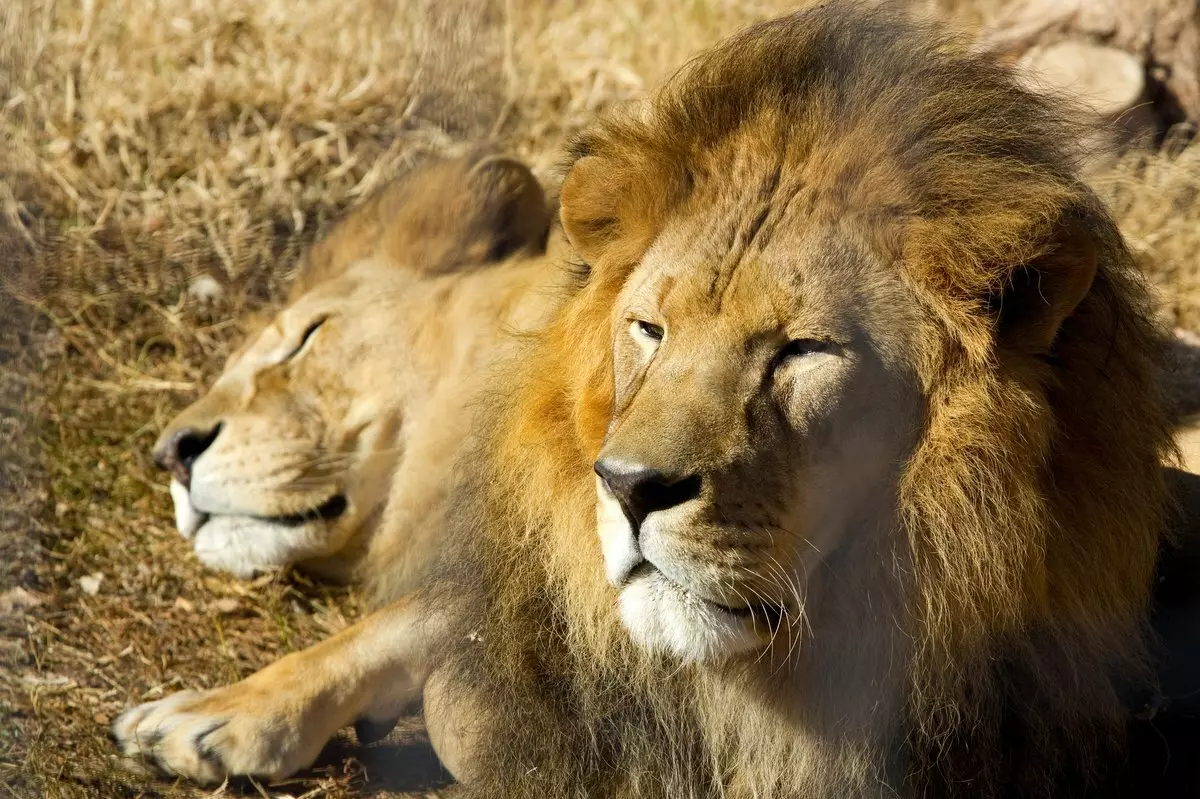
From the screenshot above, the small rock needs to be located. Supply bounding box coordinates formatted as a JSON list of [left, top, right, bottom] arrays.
[[214, 597, 240, 614], [1017, 41, 1145, 118], [173, 596, 195, 613], [1176, 328, 1200, 349], [187, 274, 225, 305], [78, 573, 104, 596]]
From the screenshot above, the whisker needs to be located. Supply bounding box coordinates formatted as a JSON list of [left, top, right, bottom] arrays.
[[762, 552, 808, 670]]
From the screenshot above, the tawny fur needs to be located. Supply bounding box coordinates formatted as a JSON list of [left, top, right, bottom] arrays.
[[116, 5, 1180, 797], [425, 4, 1174, 796], [152, 149, 562, 586]]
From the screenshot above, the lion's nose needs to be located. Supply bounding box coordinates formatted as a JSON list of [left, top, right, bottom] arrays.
[[594, 458, 702, 532], [153, 424, 222, 488]]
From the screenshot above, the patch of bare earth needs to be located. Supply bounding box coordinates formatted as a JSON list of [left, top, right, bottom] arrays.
[[1, 0, 1198, 796]]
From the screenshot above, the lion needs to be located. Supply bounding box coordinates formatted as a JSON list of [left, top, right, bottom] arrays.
[[149, 148, 561, 593], [114, 4, 1200, 796]]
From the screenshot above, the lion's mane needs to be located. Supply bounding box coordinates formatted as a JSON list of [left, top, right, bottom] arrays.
[[425, 4, 1174, 796]]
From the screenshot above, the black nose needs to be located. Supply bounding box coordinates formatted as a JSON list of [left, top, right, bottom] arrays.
[[153, 424, 222, 488], [594, 458, 702, 531]]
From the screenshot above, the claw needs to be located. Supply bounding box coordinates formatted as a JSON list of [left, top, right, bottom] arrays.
[[194, 720, 229, 766]]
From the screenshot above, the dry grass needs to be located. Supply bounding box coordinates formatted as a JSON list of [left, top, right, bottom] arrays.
[[1, 0, 1198, 796]]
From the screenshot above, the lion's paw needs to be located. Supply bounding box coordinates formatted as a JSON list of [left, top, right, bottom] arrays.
[[112, 687, 320, 783]]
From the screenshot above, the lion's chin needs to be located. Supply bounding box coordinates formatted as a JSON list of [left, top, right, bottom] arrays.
[[187, 515, 327, 578], [618, 568, 766, 663]]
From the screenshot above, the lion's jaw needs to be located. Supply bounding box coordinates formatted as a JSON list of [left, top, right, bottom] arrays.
[[592, 220, 924, 664], [157, 262, 415, 578]]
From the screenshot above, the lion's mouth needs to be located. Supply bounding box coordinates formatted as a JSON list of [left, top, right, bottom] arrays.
[[266, 494, 348, 526], [625, 561, 786, 628], [717, 599, 785, 629], [174, 483, 348, 538]]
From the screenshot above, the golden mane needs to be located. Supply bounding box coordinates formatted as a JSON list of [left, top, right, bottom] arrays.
[[430, 3, 1175, 795]]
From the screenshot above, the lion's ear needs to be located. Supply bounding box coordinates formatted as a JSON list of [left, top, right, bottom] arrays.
[[560, 156, 621, 264], [560, 154, 686, 267], [294, 153, 549, 297], [995, 215, 1098, 355], [461, 154, 551, 262]]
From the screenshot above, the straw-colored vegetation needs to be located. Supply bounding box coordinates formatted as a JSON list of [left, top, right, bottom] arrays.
[[1, 0, 1198, 796]]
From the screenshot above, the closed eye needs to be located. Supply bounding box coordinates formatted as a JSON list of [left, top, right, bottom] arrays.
[[286, 316, 328, 361], [779, 338, 829, 358], [772, 338, 833, 372]]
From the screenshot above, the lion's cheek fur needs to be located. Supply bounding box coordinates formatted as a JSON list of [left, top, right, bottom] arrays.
[[902, 364, 1055, 655], [483, 306, 628, 659]]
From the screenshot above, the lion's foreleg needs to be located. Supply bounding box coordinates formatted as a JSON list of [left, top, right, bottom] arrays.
[[112, 591, 441, 783]]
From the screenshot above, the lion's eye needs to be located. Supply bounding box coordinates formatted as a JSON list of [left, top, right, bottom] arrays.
[[287, 316, 328, 361], [632, 320, 664, 342], [781, 338, 828, 357], [775, 338, 830, 364]]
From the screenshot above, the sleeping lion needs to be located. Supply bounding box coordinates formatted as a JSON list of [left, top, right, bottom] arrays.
[[148, 149, 563, 597], [116, 4, 1200, 796]]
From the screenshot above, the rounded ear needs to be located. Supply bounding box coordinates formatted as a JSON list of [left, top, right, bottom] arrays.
[[994, 215, 1099, 355], [560, 155, 621, 265], [560, 153, 691, 268], [291, 152, 550, 296], [464, 154, 551, 262]]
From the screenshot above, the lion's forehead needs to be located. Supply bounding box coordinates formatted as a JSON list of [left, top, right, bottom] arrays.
[[631, 213, 901, 342], [221, 273, 408, 378]]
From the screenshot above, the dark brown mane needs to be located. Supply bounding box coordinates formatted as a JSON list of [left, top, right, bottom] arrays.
[[426, 3, 1175, 796]]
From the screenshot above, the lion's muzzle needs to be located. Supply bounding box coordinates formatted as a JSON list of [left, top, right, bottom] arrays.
[[593, 457, 701, 533]]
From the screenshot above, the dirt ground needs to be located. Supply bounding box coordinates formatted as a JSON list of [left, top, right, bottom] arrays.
[[3, 0, 1200, 797]]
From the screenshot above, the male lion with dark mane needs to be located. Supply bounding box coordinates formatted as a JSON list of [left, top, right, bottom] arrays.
[[115, 3, 1200, 796]]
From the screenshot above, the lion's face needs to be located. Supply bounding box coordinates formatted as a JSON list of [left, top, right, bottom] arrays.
[[154, 264, 414, 578], [154, 152, 550, 579], [592, 210, 925, 662]]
